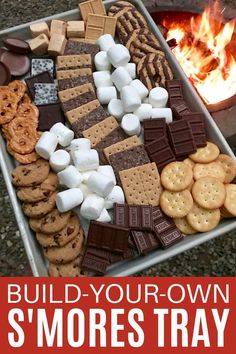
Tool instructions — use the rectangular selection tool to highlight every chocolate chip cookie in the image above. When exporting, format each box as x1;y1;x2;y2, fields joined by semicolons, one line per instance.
11;159;50;187
22;192;57;218
36;214;80;247
29;209;71;234
43;229;84;264
49;254;86;277
17;172;58;203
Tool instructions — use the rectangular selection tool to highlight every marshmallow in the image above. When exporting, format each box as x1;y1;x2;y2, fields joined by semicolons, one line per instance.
97;86;117;105
149;87;169;108
143;97;149;103
134;104;153;122
70;138;91;152
107;44;130;68
81;170;94;183
121;114;141;136
111;67;132;91
56;188;83;213
96;34;115;52
58;165;82;188
50;123;74;147
97;165;116;185
87;171;115;197
80;194;105;220
120;85;141;113
96;208;111;223
80;183;91;199
151;108;173;123
93;71;113;88
108;99;125;120
35;132;58;160
49;150;70;172
124;63;136;79
104;186;125;209
94;51;111;71
130;79;149;100
72;149;99;172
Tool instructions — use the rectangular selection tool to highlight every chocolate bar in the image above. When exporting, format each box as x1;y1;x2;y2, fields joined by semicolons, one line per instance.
168;120;197;158
82;247;109;275
143;118;167;144
113;203;153;230
152;207;183;248
145;137;176;172
61;90;96;113
109;145;150;184
131;230;161;255
38;103;65;131
25;71;53;100
87;221;129;253
58;75;94;91
71;106;108;137
182;112;207;148
166;79;184;107
94;127;127;164
172;101;191;120
64;40;99;59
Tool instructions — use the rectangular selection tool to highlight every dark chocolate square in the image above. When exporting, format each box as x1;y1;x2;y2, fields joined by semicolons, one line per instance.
58;75;94;91
38;103;65;131
64;40;99;59
25;71;54;100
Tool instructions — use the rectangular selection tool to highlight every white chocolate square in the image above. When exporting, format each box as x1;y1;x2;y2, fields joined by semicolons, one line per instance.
67;21;85;38
28;34;49;55
48;34;67;56
30;22;50;38
50;20;67;36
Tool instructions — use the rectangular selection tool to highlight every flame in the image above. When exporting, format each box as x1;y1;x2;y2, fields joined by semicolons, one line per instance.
165;2;236;105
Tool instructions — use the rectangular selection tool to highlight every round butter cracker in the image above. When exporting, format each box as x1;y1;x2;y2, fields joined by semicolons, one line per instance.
192;177;226;209
189;141;220;163
161;161;193;192
160;189;193;218
187;203;220;232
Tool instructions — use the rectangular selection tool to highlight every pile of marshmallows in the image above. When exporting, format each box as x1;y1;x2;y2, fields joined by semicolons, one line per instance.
35;123;125;222
94;34;173;136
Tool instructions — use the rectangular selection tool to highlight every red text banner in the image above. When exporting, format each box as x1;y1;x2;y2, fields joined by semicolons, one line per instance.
0;277;235;353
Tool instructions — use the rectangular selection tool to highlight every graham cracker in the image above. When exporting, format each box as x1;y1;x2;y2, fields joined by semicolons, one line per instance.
104;135;141;162
85;14;117;41
57;54;92;69
66;99;100;124
56;68;92;80
119;163;162;206
58;83;95;102
82;116;118;146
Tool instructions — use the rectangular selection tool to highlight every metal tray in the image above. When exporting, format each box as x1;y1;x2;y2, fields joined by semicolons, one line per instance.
0;0;235;277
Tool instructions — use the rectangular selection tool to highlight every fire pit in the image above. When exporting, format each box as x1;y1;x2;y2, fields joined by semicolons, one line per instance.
150;1;236;147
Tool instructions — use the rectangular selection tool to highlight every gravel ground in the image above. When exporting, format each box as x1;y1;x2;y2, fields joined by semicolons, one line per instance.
0;0;235;277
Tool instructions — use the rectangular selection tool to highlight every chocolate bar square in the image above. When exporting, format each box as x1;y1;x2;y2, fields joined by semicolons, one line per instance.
145;137;176;172
143;118;167;144
25;71;53;100
168;120;197;158
38;103;65;131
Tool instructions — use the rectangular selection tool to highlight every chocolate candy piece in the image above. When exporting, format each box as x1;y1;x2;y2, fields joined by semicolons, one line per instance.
182;112;207;148
131;230;161;255
87;221;129;253
61;90;96;113
82;247;109;275
3;37;30;54
25;71;54;100
94;127;127;164
152;206;183;248
166;79;184;107
109;145;150;183
58;75;94;91
31;58;54;77
172;101;191;120
71;106;108;137
114;203;153;230
143;118;166;144
145;137;176;172
168;120;197;158
64;40;99;59
1;51;30;76
38;103;65;131
167;38;177;48
0;61;11;85
34;83;58;105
